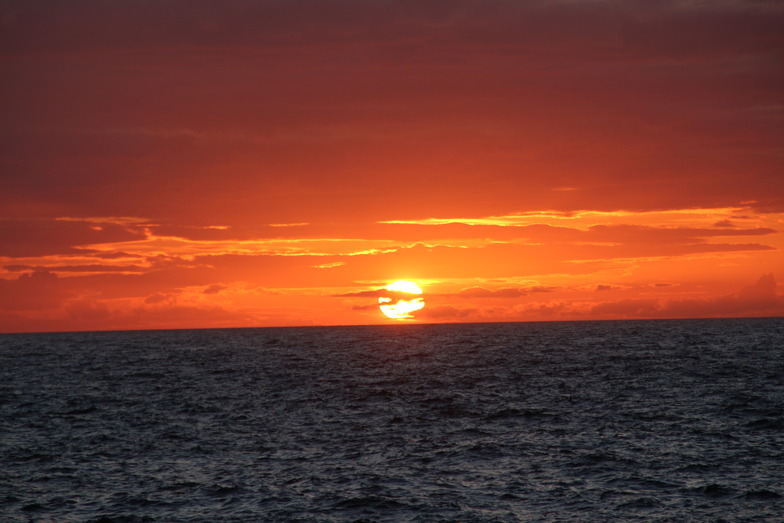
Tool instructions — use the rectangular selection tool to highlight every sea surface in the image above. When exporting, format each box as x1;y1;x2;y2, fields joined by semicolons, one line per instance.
1;318;783;522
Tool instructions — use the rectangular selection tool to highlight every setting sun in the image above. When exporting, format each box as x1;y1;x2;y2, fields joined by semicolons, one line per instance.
379;281;425;320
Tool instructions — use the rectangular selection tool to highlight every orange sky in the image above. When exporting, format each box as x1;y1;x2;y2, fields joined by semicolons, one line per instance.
1;0;783;333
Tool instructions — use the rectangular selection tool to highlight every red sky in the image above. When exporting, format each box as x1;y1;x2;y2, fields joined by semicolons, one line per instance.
1;0;783;332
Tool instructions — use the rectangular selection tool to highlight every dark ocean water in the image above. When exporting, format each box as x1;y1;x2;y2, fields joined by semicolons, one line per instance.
1;318;783;522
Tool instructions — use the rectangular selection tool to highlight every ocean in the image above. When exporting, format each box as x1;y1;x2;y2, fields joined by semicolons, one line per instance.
1;318;782;522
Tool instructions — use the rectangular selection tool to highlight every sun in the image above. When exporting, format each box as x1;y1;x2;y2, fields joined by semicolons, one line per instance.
379;280;425;319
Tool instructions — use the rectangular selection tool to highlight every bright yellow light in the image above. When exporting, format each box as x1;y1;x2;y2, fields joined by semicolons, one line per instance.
379;280;425;319
386;280;422;294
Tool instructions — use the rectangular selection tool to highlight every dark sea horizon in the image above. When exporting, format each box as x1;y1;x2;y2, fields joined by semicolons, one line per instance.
2;317;783;522
4;315;784;337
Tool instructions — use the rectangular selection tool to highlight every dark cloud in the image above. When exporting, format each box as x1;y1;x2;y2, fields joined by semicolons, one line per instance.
4;264;146;273
590;274;783;318
92;251;141;259
662;273;781;318
595;284;617;291
351;304;379;311
585;225;777;244
66;299;111;321
143;292;178;305
419;305;477;320
0;271;70;311
334;289;388;298
0;219;146;258
0;301;259;333
43;266;218;301
202;284;228;295
591;298;660;316
333;288;421;299
457;287;526;298
529;286;557;293
527;302;568;317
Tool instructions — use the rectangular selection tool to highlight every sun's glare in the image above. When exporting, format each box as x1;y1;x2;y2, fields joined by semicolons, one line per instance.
379;280;425;319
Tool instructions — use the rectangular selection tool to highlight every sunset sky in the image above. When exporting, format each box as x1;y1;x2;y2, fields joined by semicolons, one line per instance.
1;0;783;333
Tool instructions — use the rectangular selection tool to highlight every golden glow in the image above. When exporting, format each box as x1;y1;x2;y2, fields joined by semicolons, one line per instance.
379;280;425;319
378;207;756;228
